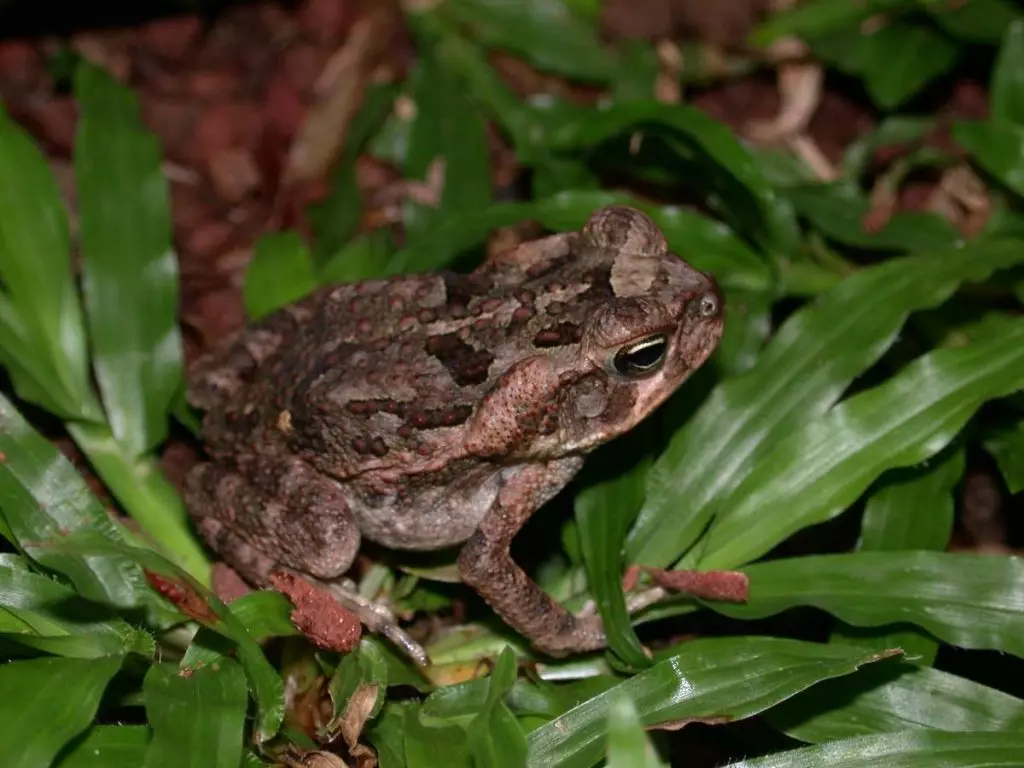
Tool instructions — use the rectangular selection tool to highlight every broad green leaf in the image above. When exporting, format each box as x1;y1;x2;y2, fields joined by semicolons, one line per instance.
402;45;492;247
0;393;158;609
0;655;123;768
366;700;415;768
0;553;154;658
527;636;895;768
0;107;98;421
243;231;317;320
830;448;964;662
44;531;284;743
629;239;1024;570
727;729;1024;767
329;639;389;725
953;119;1024;197
768;663;1024;744
992;20;1024;126
442;0;612;81
575;438;651;668
715;552;1024;659
786;182;958;251
753;0;916;44
985;418;1024;493
143;660;248;768
833;23;959;110
404;704;469;768
699;318;1024;568
605;693;667;768
856;448;964;553
318;227;396;284
928;0;1021;43
54;726;151;768
74;62;182;456
467;648;528;768
547;102;798;253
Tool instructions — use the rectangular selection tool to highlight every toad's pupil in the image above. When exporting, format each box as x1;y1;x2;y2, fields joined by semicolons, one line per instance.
615;336;667;376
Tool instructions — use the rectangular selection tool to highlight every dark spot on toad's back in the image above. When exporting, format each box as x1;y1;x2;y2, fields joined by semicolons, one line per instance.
424;333;494;387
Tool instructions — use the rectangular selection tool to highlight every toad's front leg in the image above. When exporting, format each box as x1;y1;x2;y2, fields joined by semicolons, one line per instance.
457;457;606;657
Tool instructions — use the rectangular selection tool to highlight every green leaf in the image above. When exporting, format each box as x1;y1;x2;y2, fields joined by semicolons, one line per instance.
54;726;151;768
929;0;1022;44
0;655;123;768
0;393;159;609
786;182;958;251
366;700;414;768
992;20;1024;126
842;116;936;179
318;227;396;284
716;552;1024;659
402;42;492;246
74;62;182;456
308;82;399;262
43;531;284;742
442;0;612;81
0;107;98;421
727;729;1024;767
605;692;667;768
985;417;1024;494
767;664;1024;744
953;119;1024;197
830;448;964;662
467;648;528;768
575;440;651;668
0;553;155;658
699;317;1024;569
329;639;389;725
832;23;960;110
630;239;1024;569
526;636;895;768
67;420;210;583
407;10;543;154
243;231;318;320
752;0;915;45
143;660;248;768
404;704;469;768
547;102;798;253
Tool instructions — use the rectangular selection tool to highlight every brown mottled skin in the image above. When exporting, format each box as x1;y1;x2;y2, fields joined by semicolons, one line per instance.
185;206;724;659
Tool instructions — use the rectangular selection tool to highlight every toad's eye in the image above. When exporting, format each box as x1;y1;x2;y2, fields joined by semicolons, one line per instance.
613;334;669;377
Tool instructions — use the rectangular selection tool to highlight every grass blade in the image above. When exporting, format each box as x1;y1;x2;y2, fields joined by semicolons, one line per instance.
526;636;895;768
630;240;1024;570
0;108;98;421
0;393;158;609
717;552;1024;659
700;318;1024;568
74;62;182;456
727;729;1024;767
767;664;1024;743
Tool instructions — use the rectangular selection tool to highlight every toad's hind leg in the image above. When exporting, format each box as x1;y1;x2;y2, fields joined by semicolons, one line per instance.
185;457;360;584
184;458;429;665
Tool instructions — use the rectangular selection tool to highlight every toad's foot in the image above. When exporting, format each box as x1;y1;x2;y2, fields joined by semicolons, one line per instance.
313;576;430;667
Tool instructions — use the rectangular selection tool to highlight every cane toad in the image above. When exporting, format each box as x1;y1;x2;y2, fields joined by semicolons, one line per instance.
184;205;724;663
